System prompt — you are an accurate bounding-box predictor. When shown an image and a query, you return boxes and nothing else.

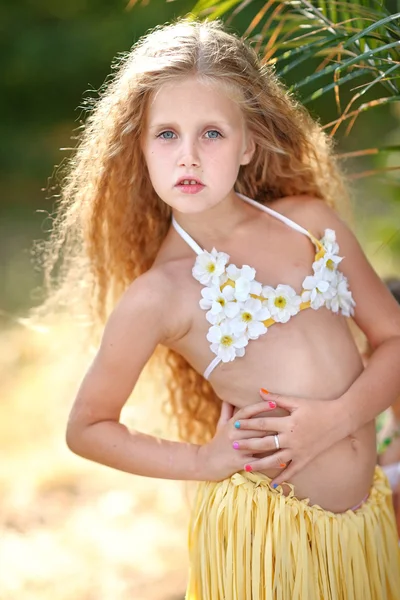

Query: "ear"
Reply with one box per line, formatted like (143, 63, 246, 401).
(240, 132, 256, 166)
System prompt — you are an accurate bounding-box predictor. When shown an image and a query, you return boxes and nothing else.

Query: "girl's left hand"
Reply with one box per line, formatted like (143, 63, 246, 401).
(237, 389, 346, 486)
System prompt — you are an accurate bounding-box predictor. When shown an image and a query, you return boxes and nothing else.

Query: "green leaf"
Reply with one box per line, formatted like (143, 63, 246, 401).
(190, 0, 241, 17)
(301, 68, 371, 103)
(341, 12, 400, 48)
(354, 62, 400, 99)
(338, 146, 400, 159)
(276, 36, 349, 76)
(292, 39, 400, 91)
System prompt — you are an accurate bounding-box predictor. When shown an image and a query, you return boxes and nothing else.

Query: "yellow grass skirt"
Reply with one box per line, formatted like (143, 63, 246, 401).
(186, 466, 400, 600)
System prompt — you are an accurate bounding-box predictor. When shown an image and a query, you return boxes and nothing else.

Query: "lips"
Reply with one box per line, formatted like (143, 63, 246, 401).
(174, 177, 205, 195)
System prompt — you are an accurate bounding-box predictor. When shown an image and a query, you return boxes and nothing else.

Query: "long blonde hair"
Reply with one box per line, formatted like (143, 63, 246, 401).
(40, 18, 348, 444)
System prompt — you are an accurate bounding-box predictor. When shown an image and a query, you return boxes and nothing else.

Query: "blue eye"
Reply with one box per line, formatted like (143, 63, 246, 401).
(158, 131, 175, 139)
(205, 130, 222, 139)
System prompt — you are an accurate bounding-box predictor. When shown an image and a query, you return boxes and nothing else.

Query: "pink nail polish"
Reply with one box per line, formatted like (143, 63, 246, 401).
(232, 442, 239, 450)
(268, 401, 276, 409)
(245, 464, 253, 472)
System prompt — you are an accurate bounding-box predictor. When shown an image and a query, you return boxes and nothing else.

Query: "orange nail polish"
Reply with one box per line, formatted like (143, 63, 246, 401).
(260, 388, 269, 395)
(279, 463, 286, 468)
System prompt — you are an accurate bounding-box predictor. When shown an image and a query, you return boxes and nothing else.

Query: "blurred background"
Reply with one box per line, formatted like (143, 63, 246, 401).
(1, 1, 399, 598)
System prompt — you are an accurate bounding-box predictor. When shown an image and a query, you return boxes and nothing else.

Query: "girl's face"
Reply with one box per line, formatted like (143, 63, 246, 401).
(141, 76, 255, 214)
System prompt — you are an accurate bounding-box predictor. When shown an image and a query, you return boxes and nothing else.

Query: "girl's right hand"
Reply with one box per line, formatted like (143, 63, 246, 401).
(196, 400, 275, 481)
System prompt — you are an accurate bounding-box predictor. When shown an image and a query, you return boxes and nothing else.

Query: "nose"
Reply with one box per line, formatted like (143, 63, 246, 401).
(178, 138, 200, 168)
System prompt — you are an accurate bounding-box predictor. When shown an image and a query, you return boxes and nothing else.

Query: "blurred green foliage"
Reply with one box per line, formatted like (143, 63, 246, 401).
(1, 0, 194, 209)
(1, 0, 399, 315)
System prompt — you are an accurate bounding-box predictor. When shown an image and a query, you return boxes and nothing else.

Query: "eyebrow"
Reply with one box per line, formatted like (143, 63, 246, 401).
(148, 120, 233, 131)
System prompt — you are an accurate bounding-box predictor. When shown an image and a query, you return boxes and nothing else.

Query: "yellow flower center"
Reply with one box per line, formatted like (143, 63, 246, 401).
(326, 259, 335, 271)
(274, 296, 287, 309)
(241, 312, 253, 322)
(220, 335, 233, 347)
(217, 297, 226, 307)
(207, 262, 216, 273)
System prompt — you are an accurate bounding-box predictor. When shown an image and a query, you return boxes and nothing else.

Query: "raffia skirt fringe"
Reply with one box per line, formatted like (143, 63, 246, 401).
(186, 466, 400, 600)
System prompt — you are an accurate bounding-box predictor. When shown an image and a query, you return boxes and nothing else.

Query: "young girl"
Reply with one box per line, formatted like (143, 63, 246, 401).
(53, 18, 400, 599)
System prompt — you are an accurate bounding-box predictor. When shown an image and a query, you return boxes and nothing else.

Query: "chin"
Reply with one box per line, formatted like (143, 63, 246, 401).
(175, 201, 220, 215)
(159, 192, 219, 215)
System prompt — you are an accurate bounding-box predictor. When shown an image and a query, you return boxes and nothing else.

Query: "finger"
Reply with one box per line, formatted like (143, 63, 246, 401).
(270, 461, 300, 487)
(234, 428, 269, 440)
(259, 389, 296, 411)
(222, 401, 235, 421)
(244, 451, 291, 473)
(217, 401, 234, 429)
(228, 427, 269, 444)
(233, 401, 279, 423)
(236, 416, 287, 432)
(234, 433, 288, 453)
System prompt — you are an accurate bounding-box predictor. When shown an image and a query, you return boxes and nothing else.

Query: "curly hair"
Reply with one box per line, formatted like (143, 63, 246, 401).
(39, 18, 349, 444)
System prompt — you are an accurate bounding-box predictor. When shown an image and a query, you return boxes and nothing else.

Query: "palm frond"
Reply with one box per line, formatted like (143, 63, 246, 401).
(189, 0, 400, 118)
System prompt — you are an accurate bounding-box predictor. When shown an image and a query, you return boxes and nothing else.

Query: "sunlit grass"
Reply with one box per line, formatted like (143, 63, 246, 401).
(0, 321, 189, 600)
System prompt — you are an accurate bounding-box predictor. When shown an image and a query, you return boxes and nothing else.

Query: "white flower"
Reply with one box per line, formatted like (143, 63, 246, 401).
(326, 272, 356, 317)
(262, 284, 301, 323)
(205, 310, 225, 326)
(206, 321, 248, 362)
(231, 298, 271, 340)
(226, 264, 262, 301)
(321, 229, 339, 254)
(301, 274, 334, 310)
(199, 285, 240, 318)
(226, 264, 241, 281)
(313, 252, 343, 281)
(192, 248, 229, 286)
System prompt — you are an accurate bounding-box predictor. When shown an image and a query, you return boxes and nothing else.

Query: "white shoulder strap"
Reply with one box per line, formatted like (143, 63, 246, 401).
(173, 194, 312, 254)
(171, 216, 203, 256)
(236, 193, 312, 240)
(203, 356, 221, 381)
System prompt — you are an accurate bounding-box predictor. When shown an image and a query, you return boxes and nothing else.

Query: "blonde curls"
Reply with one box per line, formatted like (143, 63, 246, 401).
(39, 18, 348, 444)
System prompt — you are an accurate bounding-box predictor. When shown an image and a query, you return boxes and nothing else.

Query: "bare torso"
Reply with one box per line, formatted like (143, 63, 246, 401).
(155, 198, 376, 512)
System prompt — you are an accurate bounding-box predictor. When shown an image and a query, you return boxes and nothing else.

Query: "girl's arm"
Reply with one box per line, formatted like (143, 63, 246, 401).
(66, 268, 261, 481)
(318, 202, 400, 432)
(233, 199, 400, 483)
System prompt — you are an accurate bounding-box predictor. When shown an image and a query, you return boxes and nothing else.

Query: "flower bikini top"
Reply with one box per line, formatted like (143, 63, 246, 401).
(172, 193, 355, 381)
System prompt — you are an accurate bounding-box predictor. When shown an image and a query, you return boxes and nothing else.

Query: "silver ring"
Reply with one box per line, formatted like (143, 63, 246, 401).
(273, 434, 280, 450)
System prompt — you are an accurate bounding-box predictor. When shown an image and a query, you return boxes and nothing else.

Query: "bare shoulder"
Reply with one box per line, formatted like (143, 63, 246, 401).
(271, 195, 345, 238)
(123, 263, 176, 310)
(114, 259, 190, 345)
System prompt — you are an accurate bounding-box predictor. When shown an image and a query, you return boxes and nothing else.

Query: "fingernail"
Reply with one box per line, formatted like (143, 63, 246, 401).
(268, 401, 276, 409)
(279, 463, 286, 468)
(245, 464, 253, 472)
(232, 442, 240, 450)
(234, 421, 241, 429)
(272, 483, 278, 489)
(260, 388, 269, 394)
